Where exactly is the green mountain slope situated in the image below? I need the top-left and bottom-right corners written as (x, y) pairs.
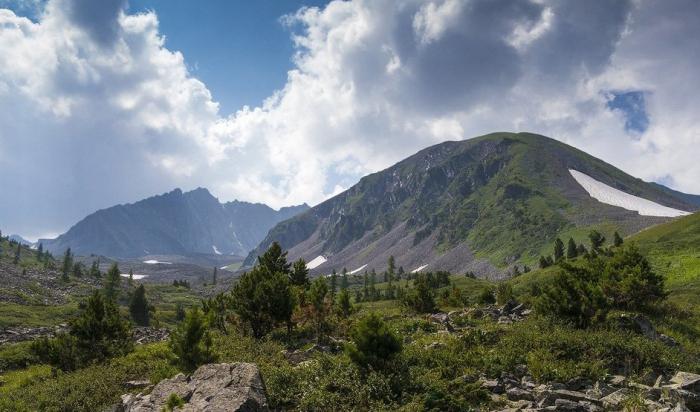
top-left (245, 132), bottom-right (697, 277)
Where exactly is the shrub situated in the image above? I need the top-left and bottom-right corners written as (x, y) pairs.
top-left (401, 274), bottom-right (436, 313)
top-left (169, 307), bottom-right (215, 372)
top-left (346, 312), bottom-right (402, 370)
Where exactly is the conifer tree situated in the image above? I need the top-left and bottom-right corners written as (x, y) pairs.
top-left (387, 255), bottom-right (396, 282)
top-left (589, 230), bottom-right (606, 251)
top-left (89, 259), bottom-right (101, 278)
top-left (127, 269), bottom-right (134, 286)
top-left (613, 231), bottom-right (624, 247)
top-left (169, 307), bottom-right (215, 372)
top-left (567, 238), bottom-right (578, 259)
top-left (37, 243), bottom-right (43, 261)
top-left (212, 266), bottom-right (217, 285)
top-left (13, 243), bottom-right (21, 265)
top-left (104, 263), bottom-right (121, 301)
top-left (129, 284), bottom-right (151, 326)
top-left (61, 248), bottom-right (73, 281)
top-left (257, 241), bottom-right (291, 274)
top-left (397, 266), bottom-right (405, 281)
top-left (553, 237), bottom-right (565, 262)
top-left (73, 262), bottom-right (84, 278)
top-left (577, 243), bottom-right (588, 255)
top-left (363, 271), bottom-right (369, 300)
top-left (309, 277), bottom-right (329, 341)
top-left (337, 288), bottom-right (353, 318)
top-left (330, 270), bottom-right (337, 300)
top-left (370, 269), bottom-right (377, 300)
top-left (346, 312), bottom-right (401, 370)
top-left (341, 267), bottom-right (349, 290)
top-left (290, 258), bottom-right (310, 289)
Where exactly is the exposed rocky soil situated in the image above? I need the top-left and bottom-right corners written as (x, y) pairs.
top-left (119, 362), bottom-right (268, 411)
top-left (0, 325), bottom-right (169, 346)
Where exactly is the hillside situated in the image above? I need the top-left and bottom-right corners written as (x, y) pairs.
top-left (40, 188), bottom-right (308, 258)
top-left (245, 132), bottom-right (698, 277)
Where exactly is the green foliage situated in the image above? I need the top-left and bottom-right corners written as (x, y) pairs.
top-left (165, 393), bottom-right (185, 411)
top-left (290, 258), bottom-right (309, 289)
top-left (31, 291), bottom-right (133, 370)
top-left (61, 248), bottom-right (73, 281)
top-left (614, 231), bottom-right (624, 247)
top-left (202, 293), bottom-right (232, 333)
top-left (566, 237), bottom-right (578, 259)
top-left (477, 287), bottom-right (495, 304)
top-left (402, 274), bottom-right (437, 313)
top-left (169, 307), bottom-right (215, 372)
top-left (536, 245), bottom-right (666, 327)
top-left (337, 289), bottom-right (353, 318)
top-left (103, 263), bottom-right (121, 301)
top-left (309, 277), bottom-right (330, 339)
top-left (256, 241), bottom-right (291, 274)
top-left (346, 312), bottom-right (402, 370)
top-left (129, 284), bottom-right (151, 326)
top-left (553, 237), bottom-right (564, 262)
top-left (495, 283), bottom-right (514, 305)
top-left (589, 230), bottom-right (606, 251)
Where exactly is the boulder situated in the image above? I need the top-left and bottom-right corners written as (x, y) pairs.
top-left (120, 363), bottom-right (268, 412)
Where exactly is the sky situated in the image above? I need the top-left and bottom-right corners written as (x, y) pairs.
top-left (1, 0), bottom-right (699, 240)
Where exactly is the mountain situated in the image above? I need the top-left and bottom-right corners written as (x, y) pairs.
top-left (40, 188), bottom-right (308, 258)
top-left (8, 235), bottom-right (33, 247)
top-left (244, 132), bottom-right (698, 278)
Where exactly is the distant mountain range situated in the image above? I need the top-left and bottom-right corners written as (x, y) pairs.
top-left (245, 132), bottom-right (699, 278)
top-left (40, 188), bottom-right (308, 258)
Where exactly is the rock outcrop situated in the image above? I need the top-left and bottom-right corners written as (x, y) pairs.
top-left (479, 368), bottom-right (700, 411)
top-left (120, 363), bottom-right (268, 411)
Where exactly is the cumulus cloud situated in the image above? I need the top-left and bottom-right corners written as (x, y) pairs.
top-left (1, 0), bottom-right (699, 238)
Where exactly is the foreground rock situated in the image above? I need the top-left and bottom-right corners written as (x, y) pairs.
top-left (120, 363), bottom-right (268, 411)
top-left (480, 369), bottom-right (700, 411)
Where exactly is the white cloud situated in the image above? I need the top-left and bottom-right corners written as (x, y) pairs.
top-left (1, 0), bottom-right (700, 238)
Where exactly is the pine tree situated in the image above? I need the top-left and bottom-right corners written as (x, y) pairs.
top-left (346, 312), bottom-right (402, 370)
top-left (387, 255), bottom-right (396, 282)
top-left (554, 237), bottom-right (565, 262)
top-left (129, 284), bottom-right (151, 326)
top-left (330, 270), bottom-right (337, 300)
top-left (37, 243), bottom-right (44, 261)
top-left (309, 277), bottom-right (329, 341)
top-left (73, 262), bottom-right (84, 278)
top-left (613, 231), bottom-right (624, 247)
top-left (127, 268), bottom-right (134, 286)
top-left (104, 263), bottom-right (121, 301)
top-left (577, 243), bottom-right (588, 255)
top-left (257, 241), bottom-right (291, 274)
top-left (212, 266), bottom-right (218, 285)
top-left (89, 259), bottom-right (101, 278)
top-left (397, 266), bottom-right (405, 281)
top-left (589, 230), bottom-right (606, 251)
top-left (169, 307), bottom-right (215, 372)
top-left (363, 271), bottom-right (369, 300)
top-left (13, 243), bottom-right (21, 265)
top-left (337, 289), bottom-right (353, 318)
top-left (567, 237), bottom-right (578, 259)
top-left (370, 269), bottom-right (377, 300)
top-left (341, 267), bottom-right (349, 290)
top-left (61, 248), bottom-right (73, 281)
top-left (290, 258), bottom-right (309, 288)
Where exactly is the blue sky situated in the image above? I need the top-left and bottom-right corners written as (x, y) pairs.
top-left (1, 0), bottom-right (700, 239)
top-left (127, 0), bottom-right (329, 113)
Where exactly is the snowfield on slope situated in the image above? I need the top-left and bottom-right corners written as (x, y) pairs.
top-left (411, 264), bottom-right (428, 273)
top-left (349, 264), bottom-right (368, 275)
top-left (121, 273), bottom-right (148, 280)
top-left (307, 255), bottom-right (327, 269)
top-left (569, 169), bottom-right (690, 218)
top-left (143, 260), bottom-right (172, 265)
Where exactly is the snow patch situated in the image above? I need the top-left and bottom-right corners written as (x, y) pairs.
top-left (307, 255), bottom-right (327, 269)
top-left (121, 273), bottom-right (147, 280)
top-left (349, 264), bottom-right (368, 275)
top-left (143, 260), bottom-right (172, 265)
top-left (212, 245), bottom-right (222, 255)
top-left (569, 169), bottom-right (690, 218)
top-left (411, 264), bottom-right (428, 273)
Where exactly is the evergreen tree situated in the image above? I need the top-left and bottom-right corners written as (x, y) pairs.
top-left (175, 303), bottom-right (186, 322)
top-left (71, 291), bottom-right (133, 364)
top-left (567, 237), bottom-right (578, 259)
top-left (212, 266), bottom-right (218, 285)
top-left (341, 268), bottom-right (349, 290)
top-left (257, 241), bottom-right (291, 274)
top-left (330, 270), bottom-right (337, 300)
top-left (129, 284), bottom-right (150, 326)
top-left (397, 266), bottom-right (405, 281)
top-left (577, 243), bottom-right (588, 255)
top-left (346, 312), bottom-right (402, 370)
top-left (553, 237), bottom-right (565, 262)
top-left (22, 268), bottom-right (27, 277)
top-left (231, 258), bottom-right (295, 338)
top-left (61, 248), bottom-right (73, 281)
top-left (290, 258), bottom-right (310, 289)
top-left (104, 263), bottom-right (121, 301)
top-left (89, 259), bottom-right (101, 278)
top-left (169, 307), bottom-right (215, 372)
top-left (369, 269), bottom-right (377, 300)
top-left (73, 262), bottom-right (85, 278)
top-left (363, 271), bottom-right (369, 300)
top-left (127, 268), bottom-right (134, 286)
top-left (37, 243), bottom-right (43, 261)
top-left (613, 231), bottom-right (624, 247)
top-left (13, 242), bottom-right (21, 265)
top-left (308, 277), bottom-right (329, 341)
top-left (539, 255), bottom-right (552, 269)
top-left (402, 274), bottom-right (436, 313)
top-left (589, 230), bottom-right (606, 251)
top-left (387, 255), bottom-right (396, 282)
top-left (338, 289), bottom-right (352, 318)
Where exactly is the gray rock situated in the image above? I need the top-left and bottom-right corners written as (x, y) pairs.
top-left (506, 387), bottom-right (535, 401)
top-left (554, 398), bottom-right (585, 411)
top-left (481, 379), bottom-right (504, 394)
top-left (120, 363), bottom-right (268, 412)
top-left (669, 372), bottom-right (700, 392)
top-left (600, 388), bottom-right (630, 408)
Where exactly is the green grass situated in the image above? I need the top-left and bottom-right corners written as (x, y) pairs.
top-left (0, 303), bottom-right (78, 329)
